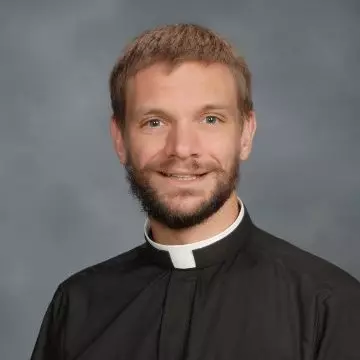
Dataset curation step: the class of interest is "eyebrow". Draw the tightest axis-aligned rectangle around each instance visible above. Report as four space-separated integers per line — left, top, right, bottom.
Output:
134 103 232 119
200 104 232 113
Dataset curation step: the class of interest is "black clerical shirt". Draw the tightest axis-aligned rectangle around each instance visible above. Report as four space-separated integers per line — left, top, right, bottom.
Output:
31 204 360 360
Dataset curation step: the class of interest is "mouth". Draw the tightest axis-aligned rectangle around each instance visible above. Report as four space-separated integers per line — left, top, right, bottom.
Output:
158 172 208 181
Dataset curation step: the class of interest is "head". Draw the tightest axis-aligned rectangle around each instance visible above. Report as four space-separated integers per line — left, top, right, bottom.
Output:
109 23 257 229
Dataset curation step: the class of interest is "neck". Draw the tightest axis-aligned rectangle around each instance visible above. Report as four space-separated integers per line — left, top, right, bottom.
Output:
149 192 240 246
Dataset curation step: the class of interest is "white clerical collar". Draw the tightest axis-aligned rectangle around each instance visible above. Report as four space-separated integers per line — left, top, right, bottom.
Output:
144 197 245 269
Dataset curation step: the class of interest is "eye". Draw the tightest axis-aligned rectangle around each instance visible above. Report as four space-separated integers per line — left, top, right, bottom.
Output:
203 115 220 125
144 118 163 128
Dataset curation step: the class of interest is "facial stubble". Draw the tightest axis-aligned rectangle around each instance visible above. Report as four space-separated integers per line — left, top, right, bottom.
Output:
125 155 240 229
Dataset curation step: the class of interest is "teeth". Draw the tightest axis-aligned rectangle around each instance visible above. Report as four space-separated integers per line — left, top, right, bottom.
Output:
169 174 197 180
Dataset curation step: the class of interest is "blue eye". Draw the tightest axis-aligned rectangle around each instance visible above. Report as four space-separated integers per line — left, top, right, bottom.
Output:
204 115 219 125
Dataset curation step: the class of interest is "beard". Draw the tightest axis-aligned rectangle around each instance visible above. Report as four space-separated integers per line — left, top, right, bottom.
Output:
125 155 240 230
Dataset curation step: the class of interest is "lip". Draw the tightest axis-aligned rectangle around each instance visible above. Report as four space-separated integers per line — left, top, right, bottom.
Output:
157 172 208 183
159 172 207 177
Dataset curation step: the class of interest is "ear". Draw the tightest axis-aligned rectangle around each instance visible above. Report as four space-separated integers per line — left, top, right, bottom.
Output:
239 111 257 161
110 117 127 164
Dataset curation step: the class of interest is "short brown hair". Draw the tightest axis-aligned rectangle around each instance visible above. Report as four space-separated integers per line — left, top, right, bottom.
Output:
109 23 253 130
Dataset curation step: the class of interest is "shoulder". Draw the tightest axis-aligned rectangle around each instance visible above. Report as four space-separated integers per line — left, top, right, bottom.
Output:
248 224 360 292
35 245 165 357
61 244 143 287
44 244 164 336
55 243 162 302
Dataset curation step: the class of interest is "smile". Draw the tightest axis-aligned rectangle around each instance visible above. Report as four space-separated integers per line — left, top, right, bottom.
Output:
159 172 207 181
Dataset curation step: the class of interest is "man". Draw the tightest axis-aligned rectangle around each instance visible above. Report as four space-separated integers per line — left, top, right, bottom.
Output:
31 23 360 360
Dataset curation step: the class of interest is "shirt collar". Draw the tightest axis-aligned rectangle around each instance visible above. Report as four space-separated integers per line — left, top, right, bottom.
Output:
143 198 247 269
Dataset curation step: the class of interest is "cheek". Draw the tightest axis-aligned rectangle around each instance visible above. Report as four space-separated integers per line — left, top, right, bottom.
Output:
129 139 162 169
206 139 239 168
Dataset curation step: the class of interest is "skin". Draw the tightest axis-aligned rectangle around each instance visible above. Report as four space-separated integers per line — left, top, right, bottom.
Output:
110 61 257 245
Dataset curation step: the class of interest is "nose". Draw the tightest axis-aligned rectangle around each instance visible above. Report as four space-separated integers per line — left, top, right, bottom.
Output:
164 121 199 159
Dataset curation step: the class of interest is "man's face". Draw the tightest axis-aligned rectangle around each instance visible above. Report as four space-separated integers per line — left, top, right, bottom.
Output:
111 61 255 229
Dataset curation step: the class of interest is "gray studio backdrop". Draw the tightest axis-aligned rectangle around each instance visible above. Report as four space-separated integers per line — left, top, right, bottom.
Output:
1 0 359 359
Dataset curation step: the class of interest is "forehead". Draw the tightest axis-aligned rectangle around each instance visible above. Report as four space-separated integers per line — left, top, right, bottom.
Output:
126 61 238 115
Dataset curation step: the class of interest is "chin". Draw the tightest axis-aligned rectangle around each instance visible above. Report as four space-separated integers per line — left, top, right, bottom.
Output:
162 192 206 212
